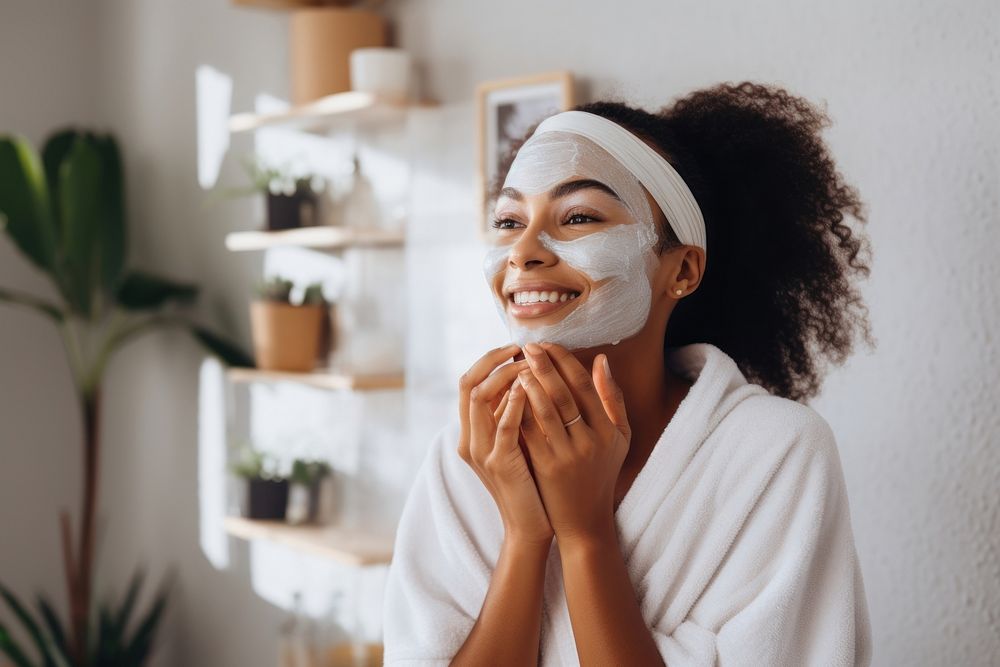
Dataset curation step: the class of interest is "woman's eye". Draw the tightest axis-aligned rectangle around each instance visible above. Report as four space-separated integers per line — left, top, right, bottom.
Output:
490 213 600 229
490 217 521 230
565 213 598 225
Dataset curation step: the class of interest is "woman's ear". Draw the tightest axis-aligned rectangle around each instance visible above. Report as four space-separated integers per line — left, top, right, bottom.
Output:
653 245 704 299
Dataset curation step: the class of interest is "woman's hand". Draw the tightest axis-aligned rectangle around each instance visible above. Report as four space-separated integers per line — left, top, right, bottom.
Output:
457 344 554 547
516 342 631 545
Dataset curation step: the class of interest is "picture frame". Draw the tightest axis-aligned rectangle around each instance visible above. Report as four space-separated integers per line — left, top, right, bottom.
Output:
475 71 575 237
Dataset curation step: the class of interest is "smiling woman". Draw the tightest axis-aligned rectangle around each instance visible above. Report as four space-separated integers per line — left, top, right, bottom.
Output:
384 81 875 666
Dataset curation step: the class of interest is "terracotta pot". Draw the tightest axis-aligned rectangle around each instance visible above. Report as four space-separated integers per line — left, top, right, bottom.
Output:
250 300 325 371
289 8 387 105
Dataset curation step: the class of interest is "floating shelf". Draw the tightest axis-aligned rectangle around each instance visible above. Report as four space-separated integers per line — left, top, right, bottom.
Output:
225 226 405 252
231 0 332 9
228 368 405 391
229 90 436 134
224 516 394 566
232 0 387 12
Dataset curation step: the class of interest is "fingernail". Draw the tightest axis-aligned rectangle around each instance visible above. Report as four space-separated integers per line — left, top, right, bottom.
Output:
524 342 542 356
602 354 612 378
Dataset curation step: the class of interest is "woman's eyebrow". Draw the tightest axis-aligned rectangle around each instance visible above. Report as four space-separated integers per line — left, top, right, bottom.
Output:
498 178 622 203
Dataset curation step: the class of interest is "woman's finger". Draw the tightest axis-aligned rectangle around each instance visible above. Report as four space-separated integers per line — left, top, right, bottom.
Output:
469 360 531 460
458 343 522 432
476 359 530 406
493 388 511 423
517 368 571 448
522 342 583 427
594 353 631 440
518 384 551 463
539 342 608 427
495 379 526 455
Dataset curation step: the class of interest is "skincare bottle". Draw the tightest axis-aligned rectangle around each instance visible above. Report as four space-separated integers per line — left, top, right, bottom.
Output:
340 152 380 229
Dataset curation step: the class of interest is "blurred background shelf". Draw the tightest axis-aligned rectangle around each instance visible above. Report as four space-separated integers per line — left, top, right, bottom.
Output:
228 90 436 134
224 516 394 566
225 226 405 252
231 0 386 10
227 368 405 391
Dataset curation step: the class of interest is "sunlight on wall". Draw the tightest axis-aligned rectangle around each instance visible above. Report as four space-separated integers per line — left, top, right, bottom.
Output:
195 65 232 190
198 356 230 569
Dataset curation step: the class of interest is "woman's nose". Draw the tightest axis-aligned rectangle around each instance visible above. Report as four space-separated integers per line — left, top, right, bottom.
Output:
507 225 558 270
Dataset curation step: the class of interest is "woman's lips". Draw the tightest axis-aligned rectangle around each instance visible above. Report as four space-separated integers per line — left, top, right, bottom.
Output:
507 293 582 319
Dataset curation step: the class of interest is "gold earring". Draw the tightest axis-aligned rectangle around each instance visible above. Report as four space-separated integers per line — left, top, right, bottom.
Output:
674 288 683 296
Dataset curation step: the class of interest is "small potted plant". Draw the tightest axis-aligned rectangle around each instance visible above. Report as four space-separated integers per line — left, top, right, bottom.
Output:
250 277 329 372
231 448 289 521
217 153 326 230
286 458 335 525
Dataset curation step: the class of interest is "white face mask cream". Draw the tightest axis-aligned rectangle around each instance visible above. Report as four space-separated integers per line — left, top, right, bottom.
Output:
482 131 661 350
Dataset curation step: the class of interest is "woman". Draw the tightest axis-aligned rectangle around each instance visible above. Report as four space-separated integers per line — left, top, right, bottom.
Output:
383 81 874 666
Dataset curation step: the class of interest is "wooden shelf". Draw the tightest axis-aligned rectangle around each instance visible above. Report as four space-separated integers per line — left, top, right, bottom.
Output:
224 516 394 566
232 0 385 11
228 368 405 391
225 226 405 252
229 90 435 134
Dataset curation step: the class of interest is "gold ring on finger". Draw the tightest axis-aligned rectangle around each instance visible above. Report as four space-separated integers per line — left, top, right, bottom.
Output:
562 413 583 428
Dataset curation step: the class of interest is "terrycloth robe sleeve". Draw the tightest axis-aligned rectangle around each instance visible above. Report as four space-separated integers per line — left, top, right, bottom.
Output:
382 421 493 666
652 413 873 667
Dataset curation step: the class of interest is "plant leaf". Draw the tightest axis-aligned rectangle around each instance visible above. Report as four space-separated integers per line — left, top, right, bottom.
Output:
115 271 198 311
0 582 56 667
113 569 144 640
92 134 126 292
0 134 57 273
35 594 71 667
94 603 121 663
190 325 255 368
58 135 103 316
123 582 170 665
0 287 63 322
0 621 34 667
40 129 95 310
41 128 79 237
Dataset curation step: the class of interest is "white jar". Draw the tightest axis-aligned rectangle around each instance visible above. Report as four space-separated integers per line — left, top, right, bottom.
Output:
349 47 412 102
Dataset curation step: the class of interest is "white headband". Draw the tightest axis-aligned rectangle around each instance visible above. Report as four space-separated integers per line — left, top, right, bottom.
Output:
528 110 707 251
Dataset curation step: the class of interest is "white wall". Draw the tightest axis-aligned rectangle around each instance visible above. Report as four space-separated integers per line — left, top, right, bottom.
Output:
393 2 1000 664
2 0 997 665
398 3 1000 662
0 0 100 651
88 2 295 665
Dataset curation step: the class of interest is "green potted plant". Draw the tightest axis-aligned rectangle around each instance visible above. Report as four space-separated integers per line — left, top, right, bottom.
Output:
215 153 326 231
0 128 253 666
230 448 289 521
250 277 329 372
286 458 334 525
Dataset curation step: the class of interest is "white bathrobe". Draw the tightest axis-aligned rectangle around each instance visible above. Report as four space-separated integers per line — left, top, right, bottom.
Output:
383 342 873 666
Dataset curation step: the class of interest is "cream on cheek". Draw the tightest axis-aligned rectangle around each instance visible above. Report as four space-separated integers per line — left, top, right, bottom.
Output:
482 220 659 350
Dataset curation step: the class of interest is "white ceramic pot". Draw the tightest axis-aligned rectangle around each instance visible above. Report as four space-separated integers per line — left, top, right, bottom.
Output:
349 47 412 102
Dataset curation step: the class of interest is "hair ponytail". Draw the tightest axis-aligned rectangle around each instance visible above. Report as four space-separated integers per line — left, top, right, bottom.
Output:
491 81 876 402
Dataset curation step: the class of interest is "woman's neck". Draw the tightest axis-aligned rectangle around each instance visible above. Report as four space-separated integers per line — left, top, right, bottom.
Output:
573 333 690 468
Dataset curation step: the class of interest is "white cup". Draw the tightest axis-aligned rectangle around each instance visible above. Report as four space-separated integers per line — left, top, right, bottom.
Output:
349 47 412 102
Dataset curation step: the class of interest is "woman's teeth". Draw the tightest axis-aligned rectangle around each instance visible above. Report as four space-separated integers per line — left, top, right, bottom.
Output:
512 290 580 305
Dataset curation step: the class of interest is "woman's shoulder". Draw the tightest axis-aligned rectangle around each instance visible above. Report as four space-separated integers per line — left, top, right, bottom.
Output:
714 388 841 471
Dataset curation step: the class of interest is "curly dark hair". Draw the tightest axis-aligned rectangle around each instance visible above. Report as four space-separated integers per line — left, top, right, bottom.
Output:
487 81 876 403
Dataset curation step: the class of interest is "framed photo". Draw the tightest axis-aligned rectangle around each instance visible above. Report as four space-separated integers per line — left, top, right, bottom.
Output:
475 71 575 236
